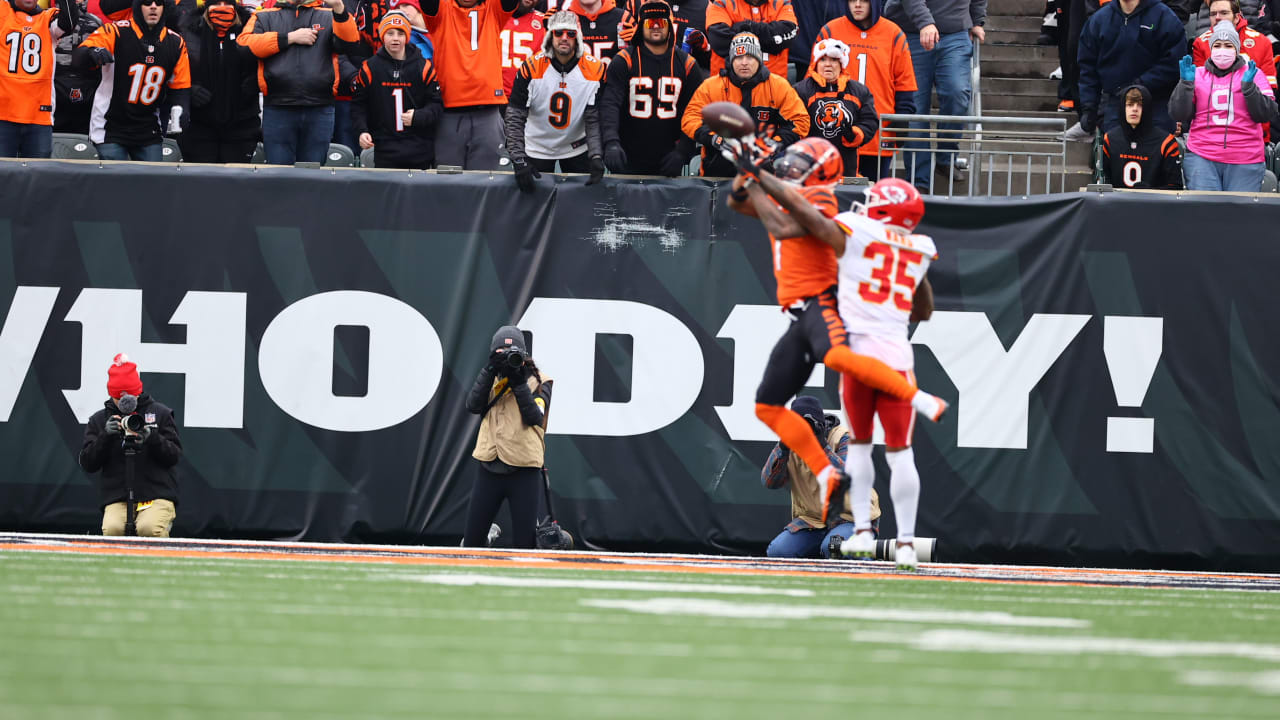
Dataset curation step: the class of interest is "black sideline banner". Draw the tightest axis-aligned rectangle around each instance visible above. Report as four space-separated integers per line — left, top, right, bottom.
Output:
2 161 1279 570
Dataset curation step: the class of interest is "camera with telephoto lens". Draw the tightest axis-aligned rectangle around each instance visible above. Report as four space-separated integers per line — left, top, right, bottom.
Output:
503 349 525 370
535 516 574 550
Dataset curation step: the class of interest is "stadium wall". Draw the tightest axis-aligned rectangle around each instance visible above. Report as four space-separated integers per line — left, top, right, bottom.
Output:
2 161 1278 570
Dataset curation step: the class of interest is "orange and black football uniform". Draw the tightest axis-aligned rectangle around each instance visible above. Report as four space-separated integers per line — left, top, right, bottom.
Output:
73 13 191 146
813 4 915 164
705 0 795 78
680 62 808 176
793 69 878 177
1 0 78 127
422 0 518 108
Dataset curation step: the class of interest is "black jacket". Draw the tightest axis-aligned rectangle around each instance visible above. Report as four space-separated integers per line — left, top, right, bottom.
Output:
1101 84 1182 189
794 70 878 177
237 0 361 107
351 44 443 168
181 7 261 138
600 41 705 173
79 395 182 510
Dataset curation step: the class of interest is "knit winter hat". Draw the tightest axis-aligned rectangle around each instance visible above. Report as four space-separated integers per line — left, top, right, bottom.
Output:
639 0 674 23
544 10 584 58
728 32 763 66
489 326 528 355
379 10 412 40
1210 19 1240 51
790 396 825 426
107 353 143 399
811 37 850 69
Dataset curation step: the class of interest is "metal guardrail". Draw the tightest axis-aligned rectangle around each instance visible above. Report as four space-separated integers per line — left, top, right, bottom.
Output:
877 113 1068 196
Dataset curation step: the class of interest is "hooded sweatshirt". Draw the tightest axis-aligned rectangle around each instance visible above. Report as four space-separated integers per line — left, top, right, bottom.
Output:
1077 0 1186 130
1170 53 1277 164
1101 84 1183 188
883 0 986 35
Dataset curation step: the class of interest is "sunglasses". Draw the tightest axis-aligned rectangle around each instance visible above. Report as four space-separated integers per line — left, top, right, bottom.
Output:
139 0 163 6
643 19 668 30
551 29 576 38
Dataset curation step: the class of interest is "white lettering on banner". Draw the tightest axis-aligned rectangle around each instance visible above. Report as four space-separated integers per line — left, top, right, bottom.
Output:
713 305 825 441
520 298 704 436
1103 316 1162 453
0 286 59 422
62 289 248 426
910 312 1091 449
258 291 443 433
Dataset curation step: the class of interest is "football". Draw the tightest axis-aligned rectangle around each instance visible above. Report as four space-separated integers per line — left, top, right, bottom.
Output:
700 102 755 138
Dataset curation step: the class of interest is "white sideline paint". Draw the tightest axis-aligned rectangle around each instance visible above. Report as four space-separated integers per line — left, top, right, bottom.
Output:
580 598 1088 628
393 573 815 597
859 629 1280 662
1181 670 1280 695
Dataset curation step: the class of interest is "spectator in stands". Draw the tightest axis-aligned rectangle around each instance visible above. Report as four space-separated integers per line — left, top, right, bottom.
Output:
53 0 101 136
600 0 705 176
682 31 808 176
79 354 183 538
1192 0 1270 36
392 0 435 58
814 0 917 180
573 0 625 62
501 0 543 98
1073 0 1184 142
705 0 796 80
762 396 880 559
505 10 605 190
1100 84 1183 189
424 0 519 170
239 0 359 165
1192 0 1275 91
883 0 985 190
621 0 712 70
1 0 78 158
788 0 842 81
1171 21 1277 191
179 0 260 163
793 37 878 176
74 0 191 161
353 10 443 167
463 326 552 550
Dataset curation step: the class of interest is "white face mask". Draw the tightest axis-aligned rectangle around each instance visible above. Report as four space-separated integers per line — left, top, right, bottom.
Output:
1211 48 1237 70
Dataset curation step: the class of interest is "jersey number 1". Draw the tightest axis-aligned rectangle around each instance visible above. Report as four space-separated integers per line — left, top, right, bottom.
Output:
858 241 923 311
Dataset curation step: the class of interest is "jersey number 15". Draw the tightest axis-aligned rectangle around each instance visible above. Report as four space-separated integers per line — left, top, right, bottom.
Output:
858 241 923 311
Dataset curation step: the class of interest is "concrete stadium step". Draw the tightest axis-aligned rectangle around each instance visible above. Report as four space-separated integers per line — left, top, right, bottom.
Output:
985 15 1045 33
988 30 1045 44
989 0 1049 16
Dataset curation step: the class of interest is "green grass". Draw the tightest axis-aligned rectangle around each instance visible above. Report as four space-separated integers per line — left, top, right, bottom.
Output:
3 550 1280 719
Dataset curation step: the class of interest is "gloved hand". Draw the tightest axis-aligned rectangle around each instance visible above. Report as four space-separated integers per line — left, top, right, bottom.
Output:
1244 59 1258 84
683 29 709 53
104 416 122 436
142 425 158 444
604 141 628 173
618 11 637 43
89 47 114 67
513 160 540 193
191 85 213 108
657 148 687 177
586 155 605 185
1179 54 1195 82
1079 107 1098 135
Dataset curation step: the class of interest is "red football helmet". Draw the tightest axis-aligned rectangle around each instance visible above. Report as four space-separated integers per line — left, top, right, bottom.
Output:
855 177 925 231
772 137 843 186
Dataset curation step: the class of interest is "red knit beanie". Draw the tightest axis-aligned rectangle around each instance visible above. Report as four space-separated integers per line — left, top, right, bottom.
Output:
107 353 143 399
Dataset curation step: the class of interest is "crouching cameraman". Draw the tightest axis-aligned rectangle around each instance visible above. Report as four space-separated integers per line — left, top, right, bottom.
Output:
462 326 553 549
78 354 182 537
762 396 879 559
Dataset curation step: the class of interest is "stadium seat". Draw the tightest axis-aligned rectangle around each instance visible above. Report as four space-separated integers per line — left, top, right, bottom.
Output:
324 143 356 167
251 142 266 163
160 138 182 162
359 147 375 168
1262 169 1278 193
50 133 98 159
685 154 701 176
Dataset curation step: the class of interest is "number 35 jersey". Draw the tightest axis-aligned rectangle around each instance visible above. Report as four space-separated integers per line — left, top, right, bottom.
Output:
509 52 605 160
78 19 190 146
833 210 936 370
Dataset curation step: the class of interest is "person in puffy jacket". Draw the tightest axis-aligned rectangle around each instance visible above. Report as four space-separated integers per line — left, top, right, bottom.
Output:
179 0 261 163
1170 20 1277 191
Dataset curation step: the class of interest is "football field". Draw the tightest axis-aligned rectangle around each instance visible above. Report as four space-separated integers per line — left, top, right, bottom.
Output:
3 534 1279 719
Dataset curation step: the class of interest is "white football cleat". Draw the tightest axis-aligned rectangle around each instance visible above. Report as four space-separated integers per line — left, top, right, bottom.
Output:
841 531 875 559
911 391 949 423
895 543 919 572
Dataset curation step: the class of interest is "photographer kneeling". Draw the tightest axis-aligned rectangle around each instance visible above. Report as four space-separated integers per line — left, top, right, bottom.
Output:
762 396 879 559
78 354 183 537
463 326 553 549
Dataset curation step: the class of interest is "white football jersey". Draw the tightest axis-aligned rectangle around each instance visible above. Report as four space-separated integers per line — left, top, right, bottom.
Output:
516 53 604 159
833 211 937 370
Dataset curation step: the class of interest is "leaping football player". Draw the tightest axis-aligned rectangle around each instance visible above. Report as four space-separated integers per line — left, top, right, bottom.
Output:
722 134 947 534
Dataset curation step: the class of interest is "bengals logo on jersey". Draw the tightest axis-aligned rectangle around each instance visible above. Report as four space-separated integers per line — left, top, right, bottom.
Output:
813 99 850 140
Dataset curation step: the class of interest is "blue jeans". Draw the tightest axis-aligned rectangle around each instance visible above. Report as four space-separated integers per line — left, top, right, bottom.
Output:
95 142 163 162
0 121 52 158
331 99 357 153
766 522 857 559
1182 151 1265 192
261 105 335 165
904 30 973 189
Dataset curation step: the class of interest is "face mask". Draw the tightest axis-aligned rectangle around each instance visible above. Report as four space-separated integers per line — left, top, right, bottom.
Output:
1211 48 1237 70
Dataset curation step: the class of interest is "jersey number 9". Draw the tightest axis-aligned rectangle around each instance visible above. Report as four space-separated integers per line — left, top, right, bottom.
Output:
548 91 572 129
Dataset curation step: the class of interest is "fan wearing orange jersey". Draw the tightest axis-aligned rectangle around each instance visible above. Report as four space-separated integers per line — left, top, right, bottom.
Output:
723 135 948 526
421 0 520 169
0 0 78 157
705 0 795 78
814 0 916 180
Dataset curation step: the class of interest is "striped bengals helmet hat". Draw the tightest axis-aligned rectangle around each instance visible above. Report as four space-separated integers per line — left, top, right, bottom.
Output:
379 10 413 41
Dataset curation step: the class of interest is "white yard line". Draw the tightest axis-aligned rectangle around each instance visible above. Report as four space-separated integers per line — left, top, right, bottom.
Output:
856 628 1280 662
386 572 814 596
1180 670 1280 694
